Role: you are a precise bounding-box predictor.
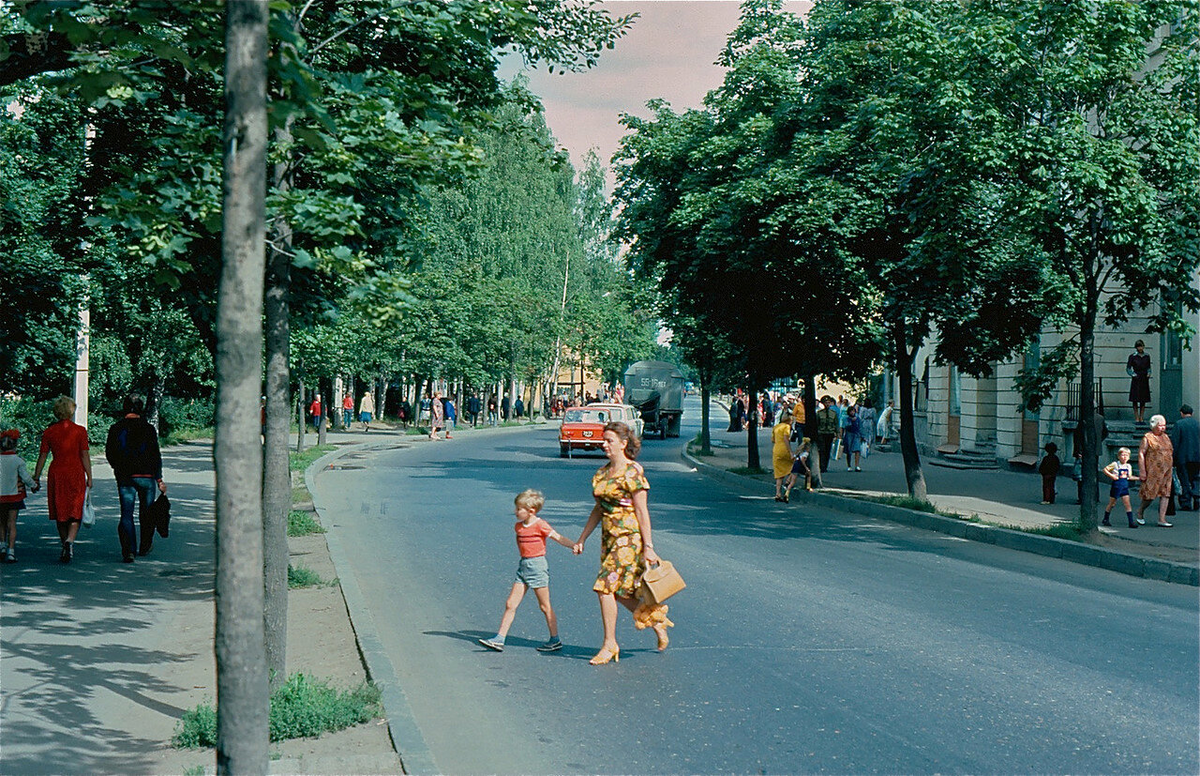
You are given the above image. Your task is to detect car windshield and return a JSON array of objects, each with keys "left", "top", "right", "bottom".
[{"left": 564, "top": 409, "right": 607, "bottom": 424}]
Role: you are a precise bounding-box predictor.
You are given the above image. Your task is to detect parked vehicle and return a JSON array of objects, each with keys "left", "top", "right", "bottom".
[
  {"left": 558, "top": 403, "right": 643, "bottom": 458},
  {"left": 624, "top": 360, "right": 685, "bottom": 439}
]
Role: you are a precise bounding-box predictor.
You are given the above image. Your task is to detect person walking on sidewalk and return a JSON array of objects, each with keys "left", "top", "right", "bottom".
[
  {"left": 105, "top": 395, "right": 168, "bottom": 562},
  {"left": 1137, "top": 414, "right": 1174, "bottom": 527},
  {"left": 842, "top": 404, "right": 863, "bottom": 472},
  {"left": 877, "top": 400, "right": 895, "bottom": 445},
  {"left": 477, "top": 489, "right": 576, "bottom": 654},
  {"left": 1169, "top": 404, "right": 1199, "bottom": 511},
  {"left": 359, "top": 391, "right": 374, "bottom": 431},
  {"left": 1038, "top": 442, "right": 1061, "bottom": 504},
  {"left": 772, "top": 410, "right": 794, "bottom": 502},
  {"left": 1, "top": 429, "right": 38, "bottom": 563},
  {"left": 1102, "top": 447, "right": 1137, "bottom": 528},
  {"left": 32, "top": 396, "right": 92, "bottom": 564},
  {"left": 444, "top": 396, "right": 457, "bottom": 439},
  {"left": 429, "top": 391, "right": 445, "bottom": 440},
  {"left": 816, "top": 396, "right": 838, "bottom": 473},
  {"left": 309, "top": 393, "right": 323, "bottom": 431}
]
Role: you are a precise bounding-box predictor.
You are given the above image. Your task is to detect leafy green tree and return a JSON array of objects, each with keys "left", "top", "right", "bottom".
[{"left": 973, "top": 0, "right": 1200, "bottom": 530}]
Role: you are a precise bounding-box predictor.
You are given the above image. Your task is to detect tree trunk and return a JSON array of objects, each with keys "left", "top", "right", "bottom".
[
  {"left": 215, "top": 3, "right": 269, "bottom": 772},
  {"left": 1077, "top": 294, "right": 1100, "bottom": 532},
  {"left": 746, "top": 378, "right": 761, "bottom": 470},
  {"left": 699, "top": 379, "right": 712, "bottom": 455},
  {"left": 262, "top": 109, "right": 294, "bottom": 693},
  {"left": 894, "top": 323, "right": 928, "bottom": 501},
  {"left": 317, "top": 377, "right": 328, "bottom": 445},
  {"left": 296, "top": 381, "right": 306, "bottom": 452},
  {"left": 803, "top": 372, "right": 822, "bottom": 490},
  {"left": 148, "top": 374, "right": 166, "bottom": 434}
]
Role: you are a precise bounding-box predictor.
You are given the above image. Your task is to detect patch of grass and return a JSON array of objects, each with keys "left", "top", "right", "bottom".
[
  {"left": 173, "top": 703, "right": 217, "bottom": 749},
  {"left": 728, "top": 466, "right": 768, "bottom": 476},
  {"left": 1023, "top": 522, "right": 1087, "bottom": 541},
  {"left": 287, "top": 564, "right": 328, "bottom": 589},
  {"left": 288, "top": 510, "right": 325, "bottom": 537},
  {"left": 173, "top": 674, "right": 382, "bottom": 748},
  {"left": 854, "top": 493, "right": 962, "bottom": 519},
  {"left": 182, "top": 765, "right": 206, "bottom": 776},
  {"left": 290, "top": 444, "right": 337, "bottom": 472},
  {"left": 162, "top": 426, "right": 214, "bottom": 445}
]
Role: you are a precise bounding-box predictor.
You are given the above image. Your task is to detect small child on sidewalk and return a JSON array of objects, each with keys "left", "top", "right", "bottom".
[
  {"left": 1102, "top": 447, "right": 1137, "bottom": 528},
  {"left": 784, "top": 437, "right": 813, "bottom": 500},
  {"left": 1038, "top": 442, "right": 1061, "bottom": 504},
  {"left": 0, "top": 429, "right": 39, "bottom": 563},
  {"left": 479, "top": 489, "right": 577, "bottom": 653}
]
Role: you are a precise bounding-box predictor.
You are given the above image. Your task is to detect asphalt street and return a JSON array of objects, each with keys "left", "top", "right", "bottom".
[{"left": 312, "top": 397, "right": 1199, "bottom": 774}]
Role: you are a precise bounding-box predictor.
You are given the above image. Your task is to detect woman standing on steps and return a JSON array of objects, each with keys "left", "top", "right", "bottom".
[
  {"left": 1127, "top": 339, "right": 1152, "bottom": 424},
  {"left": 574, "top": 422, "right": 672, "bottom": 665}
]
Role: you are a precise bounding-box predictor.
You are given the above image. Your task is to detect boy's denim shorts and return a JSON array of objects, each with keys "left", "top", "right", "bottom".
[{"left": 515, "top": 555, "right": 550, "bottom": 589}]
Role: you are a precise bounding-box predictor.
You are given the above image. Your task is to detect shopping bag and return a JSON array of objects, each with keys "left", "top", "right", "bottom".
[
  {"left": 81, "top": 488, "right": 96, "bottom": 528},
  {"left": 831, "top": 438, "right": 843, "bottom": 461},
  {"left": 861, "top": 443, "right": 870, "bottom": 460},
  {"left": 147, "top": 493, "right": 171, "bottom": 538}
]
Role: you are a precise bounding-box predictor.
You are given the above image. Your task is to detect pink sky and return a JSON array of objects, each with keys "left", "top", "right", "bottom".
[{"left": 514, "top": 1, "right": 810, "bottom": 173}]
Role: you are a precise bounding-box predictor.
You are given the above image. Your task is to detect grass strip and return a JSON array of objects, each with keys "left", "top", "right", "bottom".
[
  {"left": 290, "top": 444, "right": 337, "bottom": 472},
  {"left": 287, "top": 564, "right": 328, "bottom": 589},
  {"left": 288, "top": 510, "right": 325, "bottom": 537},
  {"left": 173, "top": 673, "right": 383, "bottom": 748}
]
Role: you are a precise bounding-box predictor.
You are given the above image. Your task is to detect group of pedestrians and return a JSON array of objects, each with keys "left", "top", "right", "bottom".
[
  {"left": 477, "top": 421, "right": 673, "bottom": 665},
  {"left": 1, "top": 394, "right": 167, "bottom": 565},
  {"left": 814, "top": 395, "right": 887, "bottom": 474}
]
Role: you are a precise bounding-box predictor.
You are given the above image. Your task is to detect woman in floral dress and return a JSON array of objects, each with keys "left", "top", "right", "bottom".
[
  {"left": 1137, "top": 414, "right": 1175, "bottom": 528},
  {"left": 575, "top": 421, "right": 672, "bottom": 665}
]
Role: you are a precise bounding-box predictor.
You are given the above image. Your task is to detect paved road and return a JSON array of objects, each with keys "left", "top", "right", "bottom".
[{"left": 313, "top": 397, "right": 1199, "bottom": 774}]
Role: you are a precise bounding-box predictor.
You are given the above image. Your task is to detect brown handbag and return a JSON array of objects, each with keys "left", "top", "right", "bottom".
[{"left": 639, "top": 560, "right": 686, "bottom": 604}]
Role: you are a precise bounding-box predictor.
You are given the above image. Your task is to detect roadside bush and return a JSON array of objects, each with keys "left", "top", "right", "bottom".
[
  {"left": 0, "top": 396, "right": 55, "bottom": 461},
  {"left": 173, "top": 674, "right": 382, "bottom": 748},
  {"left": 158, "top": 397, "right": 214, "bottom": 440},
  {"left": 287, "top": 564, "right": 327, "bottom": 589},
  {"left": 288, "top": 510, "right": 325, "bottom": 537}
]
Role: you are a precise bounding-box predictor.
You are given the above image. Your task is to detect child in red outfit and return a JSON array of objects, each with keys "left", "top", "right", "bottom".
[{"left": 479, "top": 489, "right": 577, "bottom": 653}]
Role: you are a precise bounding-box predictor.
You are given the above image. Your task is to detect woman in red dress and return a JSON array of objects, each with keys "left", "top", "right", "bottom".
[{"left": 33, "top": 396, "right": 93, "bottom": 563}]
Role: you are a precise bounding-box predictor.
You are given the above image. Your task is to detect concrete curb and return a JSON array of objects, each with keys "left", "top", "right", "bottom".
[
  {"left": 682, "top": 447, "right": 1199, "bottom": 587},
  {"left": 306, "top": 444, "right": 438, "bottom": 776}
]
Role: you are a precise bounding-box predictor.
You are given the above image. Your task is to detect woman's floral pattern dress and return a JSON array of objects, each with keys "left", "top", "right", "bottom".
[
  {"left": 1140, "top": 431, "right": 1174, "bottom": 499},
  {"left": 592, "top": 461, "right": 650, "bottom": 597}
]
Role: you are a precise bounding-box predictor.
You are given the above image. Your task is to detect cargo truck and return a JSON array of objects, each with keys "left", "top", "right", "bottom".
[{"left": 623, "top": 360, "right": 684, "bottom": 439}]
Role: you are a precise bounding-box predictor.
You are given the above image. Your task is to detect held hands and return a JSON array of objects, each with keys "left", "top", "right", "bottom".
[{"left": 572, "top": 541, "right": 584, "bottom": 555}]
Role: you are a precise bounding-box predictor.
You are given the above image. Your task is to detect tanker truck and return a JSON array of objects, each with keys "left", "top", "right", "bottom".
[{"left": 623, "top": 360, "right": 684, "bottom": 439}]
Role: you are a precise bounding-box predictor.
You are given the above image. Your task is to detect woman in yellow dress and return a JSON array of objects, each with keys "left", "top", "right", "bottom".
[
  {"left": 575, "top": 421, "right": 672, "bottom": 665},
  {"left": 772, "top": 409, "right": 794, "bottom": 502}
]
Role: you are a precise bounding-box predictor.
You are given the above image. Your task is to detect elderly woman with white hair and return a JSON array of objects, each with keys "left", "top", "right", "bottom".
[{"left": 1137, "top": 414, "right": 1174, "bottom": 528}]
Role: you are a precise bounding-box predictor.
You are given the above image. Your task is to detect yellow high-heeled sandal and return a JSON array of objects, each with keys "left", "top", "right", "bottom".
[{"left": 589, "top": 646, "right": 620, "bottom": 665}]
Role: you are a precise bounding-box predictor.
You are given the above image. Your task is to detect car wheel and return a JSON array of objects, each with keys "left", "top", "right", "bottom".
[{"left": 560, "top": 443, "right": 569, "bottom": 458}]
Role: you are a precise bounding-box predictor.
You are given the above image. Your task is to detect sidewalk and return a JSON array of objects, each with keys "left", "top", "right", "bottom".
[
  {"left": 0, "top": 438, "right": 401, "bottom": 775},
  {"left": 689, "top": 422, "right": 1198, "bottom": 579}
]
